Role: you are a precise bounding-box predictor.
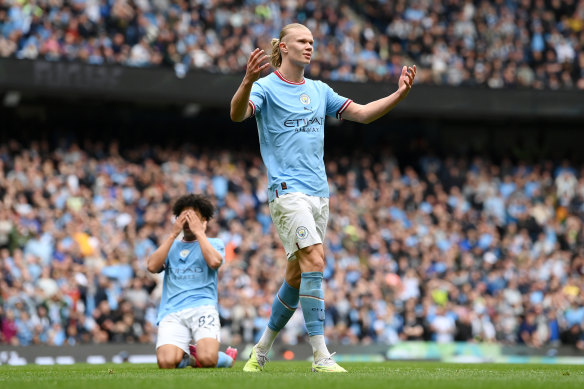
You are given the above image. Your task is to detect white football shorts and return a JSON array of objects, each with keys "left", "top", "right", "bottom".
[
  {"left": 156, "top": 305, "right": 221, "bottom": 353},
  {"left": 269, "top": 192, "right": 329, "bottom": 260}
]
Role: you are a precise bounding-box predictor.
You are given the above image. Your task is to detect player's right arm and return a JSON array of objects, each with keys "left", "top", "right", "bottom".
[
  {"left": 230, "top": 48, "right": 270, "bottom": 122},
  {"left": 341, "top": 65, "right": 416, "bottom": 124},
  {"left": 146, "top": 213, "right": 186, "bottom": 273}
]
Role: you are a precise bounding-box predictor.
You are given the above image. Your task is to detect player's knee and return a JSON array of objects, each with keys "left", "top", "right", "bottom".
[
  {"left": 157, "top": 356, "right": 178, "bottom": 369},
  {"left": 299, "top": 246, "right": 325, "bottom": 271},
  {"left": 310, "top": 261, "right": 325, "bottom": 272},
  {"left": 305, "top": 260, "right": 324, "bottom": 272},
  {"left": 198, "top": 354, "right": 218, "bottom": 368},
  {"left": 286, "top": 274, "right": 301, "bottom": 289},
  {"left": 285, "top": 267, "right": 302, "bottom": 288}
]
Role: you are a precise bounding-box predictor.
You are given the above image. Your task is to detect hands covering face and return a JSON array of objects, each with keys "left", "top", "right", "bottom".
[
  {"left": 182, "top": 209, "right": 206, "bottom": 237},
  {"left": 172, "top": 213, "right": 186, "bottom": 236},
  {"left": 172, "top": 209, "right": 206, "bottom": 237}
]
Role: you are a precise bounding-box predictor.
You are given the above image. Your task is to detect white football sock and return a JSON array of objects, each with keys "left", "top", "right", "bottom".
[
  {"left": 256, "top": 327, "right": 279, "bottom": 353},
  {"left": 309, "top": 335, "right": 330, "bottom": 361}
]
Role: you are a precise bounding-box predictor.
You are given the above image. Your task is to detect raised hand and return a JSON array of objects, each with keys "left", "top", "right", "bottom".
[
  {"left": 172, "top": 213, "right": 186, "bottom": 237},
  {"left": 398, "top": 65, "right": 416, "bottom": 98},
  {"left": 184, "top": 210, "right": 206, "bottom": 237},
  {"left": 245, "top": 48, "right": 270, "bottom": 83}
]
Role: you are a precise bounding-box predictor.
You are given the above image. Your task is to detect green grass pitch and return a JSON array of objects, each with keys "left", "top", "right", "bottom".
[{"left": 1, "top": 361, "right": 583, "bottom": 389}]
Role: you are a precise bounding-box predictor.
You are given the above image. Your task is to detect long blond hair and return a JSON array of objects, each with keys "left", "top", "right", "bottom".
[{"left": 270, "top": 23, "right": 309, "bottom": 68}]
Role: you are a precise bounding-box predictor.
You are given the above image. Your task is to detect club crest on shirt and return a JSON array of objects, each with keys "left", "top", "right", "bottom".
[
  {"left": 179, "top": 249, "right": 190, "bottom": 259},
  {"left": 296, "top": 226, "right": 309, "bottom": 239},
  {"left": 299, "top": 94, "right": 311, "bottom": 105}
]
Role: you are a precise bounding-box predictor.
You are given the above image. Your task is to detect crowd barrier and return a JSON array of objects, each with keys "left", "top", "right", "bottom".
[{"left": 1, "top": 342, "right": 582, "bottom": 365}]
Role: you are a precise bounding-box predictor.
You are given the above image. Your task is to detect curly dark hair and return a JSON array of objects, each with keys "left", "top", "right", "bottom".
[{"left": 172, "top": 194, "right": 215, "bottom": 220}]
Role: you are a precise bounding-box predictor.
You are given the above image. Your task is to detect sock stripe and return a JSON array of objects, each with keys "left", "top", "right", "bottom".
[
  {"left": 299, "top": 294, "right": 324, "bottom": 301},
  {"left": 277, "top": 294, "right": 296, "bottom": 311}
]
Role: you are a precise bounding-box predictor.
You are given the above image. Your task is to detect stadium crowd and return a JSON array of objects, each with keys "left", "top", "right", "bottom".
[
  {"left": 0, "top": 0, "right": 583, "bottom": 89},
  {"left": 0, "top": 138, "right": 583, "bottom": 350}
]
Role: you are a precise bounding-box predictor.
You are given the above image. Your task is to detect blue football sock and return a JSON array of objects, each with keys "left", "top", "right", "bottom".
[
  {"left": 177, "top": 353, "right": 190, "bottom": 368},
  {"left": 268, "top": 281, "right": 299, "bottom": 332},
  {"left": 299, "top": 272, "right": 325, "bottom": 336},
  {"left": 216, "top": 351, "right": 233, "bottom": 368}
]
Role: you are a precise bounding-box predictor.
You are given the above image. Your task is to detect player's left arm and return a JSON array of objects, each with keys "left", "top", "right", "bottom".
[
  {"left": 185, "top": 211, "right": 223, "bottom": 269},
  {"left": 342, "top": 65, "right": 416, "bottom": 124}
]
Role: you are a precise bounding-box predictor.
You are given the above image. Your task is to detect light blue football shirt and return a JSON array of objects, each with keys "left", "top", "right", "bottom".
[
  {"left": 249, "top": 71, "right": 352, "bottom": 202},
  {"left": 156, "top": 238, "right": 224, "bottom": 324}
]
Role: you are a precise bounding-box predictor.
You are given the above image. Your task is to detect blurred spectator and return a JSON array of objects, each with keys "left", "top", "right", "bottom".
[
  {"left": 517, "top": 310, "right": 540, "bottom": 347},
  {"left": 400, "top": 309, "right": 426, "bottom": 341},
  {"left": 0, "top": 0, "right": 583, "bottom": 89},
  {"left": 430, "top": 306, "right": 456, "bottom": 343},
  {"left": 454, "top": 309, "right": 474, "bottom": 342},
  {"left": 0, "top": 137, "right": 584, "bottom": 350},
  {"left": 1, "top": 309, "right": 18, "bottom": 345}
]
